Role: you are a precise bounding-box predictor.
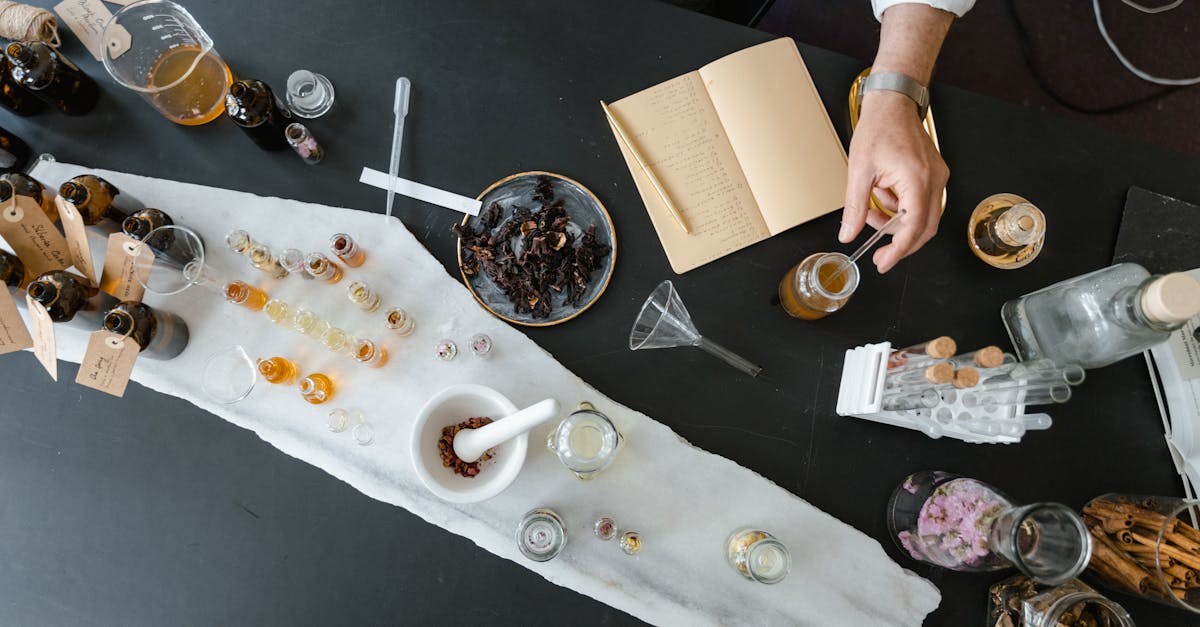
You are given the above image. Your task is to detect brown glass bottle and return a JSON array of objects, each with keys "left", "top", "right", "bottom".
[
  {"left": 225, "top": 79, "right": 293, "bottom": 151},
  {"left": 59, "top": 174, "right": 145, "bottom": 225},
  {"left": 5, "top": 41, "right": 99, "bottom": 116},
  {"left": 121, "top": 208, "right": 174, "bottom": 241},
  {"left": 0, "top": 249, "right": 25, "bottom": 290},
  {"left": 0, "top": 171, "right": 58, "bottom": 222},
  {"left": 26, "top": 270, "right": 117, "bottom": 327},
  {"left": 0, "top": 55, "right": 46, "bottom": 116},
  {"left": 0, "top": 126, "right": 32, "bottom": 174},
  {"left": 102, "top": 301, "right": 189, "bottom": 361}
]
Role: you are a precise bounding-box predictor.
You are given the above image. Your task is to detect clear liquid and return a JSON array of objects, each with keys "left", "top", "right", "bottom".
[{"left": 146, "top": 45, "right": 232, "bottom": 126}]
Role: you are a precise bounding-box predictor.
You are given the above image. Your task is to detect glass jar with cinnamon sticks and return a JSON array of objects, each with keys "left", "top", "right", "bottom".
[{"left": 1082, "top": 493, "right": 1200, "bottom": 614}]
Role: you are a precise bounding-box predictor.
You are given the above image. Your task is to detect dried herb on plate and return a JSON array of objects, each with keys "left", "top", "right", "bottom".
[{"left": 455, "top": 176, "right": 612, "bottom": 320}]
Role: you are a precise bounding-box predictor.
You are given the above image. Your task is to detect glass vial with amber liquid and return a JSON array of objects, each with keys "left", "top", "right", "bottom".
[
  {"left": 0, "top": 55, "right": 46, "bottom": 116},
  {"left": 121, "top": 208, "right": 174, "bottom": 241},
  {"left": 330, "top": 233, "right": 365, "bottom": 267},
  {"left": 0, "top": 126, "right": 32, "bottom": 174},
  {"left": 256, "top": 356, "right": 299, "bottom": 385},
  {"left": 225, "top": 79, "right": 293, "bottom": 151},
  {"left": 27, "top": 270, "right": 117, "bottom": 327},
  {"left": 1, "top": 249, "right": 25, "bottom": 291},
  {"left": 5, "top": 41, "right": 99, "bottom": 116},
  {"left": 778, "top": 252, "right": 860, "bottom": 320},
  {"left": 224, "top": 281, "right": 268, "bottom": 311},
  {"left": 60, "top": 174, "right": 145, "bottom": 226},
  {"left": 1, "top": 171, "right": 58, "bottom": 223},
  {"left": 102, "top": 301, "right": 189, "bottom": 361},
  {"left": 968, "top": 193, "right": 1046, "bottom": 269},
  {"left": 299, "top": 373, "right": 335, "bottom": 404}
]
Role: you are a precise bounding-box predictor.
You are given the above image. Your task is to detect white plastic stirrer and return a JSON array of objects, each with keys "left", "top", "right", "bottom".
[{"left": 386, "top": 77, "right": 412, "bottom": 220}]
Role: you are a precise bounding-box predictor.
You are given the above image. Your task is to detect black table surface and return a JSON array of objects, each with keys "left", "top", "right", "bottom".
[{"left": 2, "top": 1, "right": 1197, "bottom": 625}]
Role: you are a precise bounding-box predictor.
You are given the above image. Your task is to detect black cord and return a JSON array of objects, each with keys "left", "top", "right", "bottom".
[
  {"left": 747, "top": 0, "right": 777, "bottom": 28},
  {"left": 1005, "top": 0, "right": 1183, "bottom": 114}
]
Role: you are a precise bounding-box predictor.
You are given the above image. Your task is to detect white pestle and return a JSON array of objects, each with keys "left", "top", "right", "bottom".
[{"left": 453, "top": 399, "right": 561, "bottom": 463}]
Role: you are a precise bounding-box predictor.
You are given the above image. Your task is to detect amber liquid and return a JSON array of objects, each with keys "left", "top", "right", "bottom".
[
  {"left": 225, "top": 282, "right": 267, "bottom": 311},
  {"left": 145, "top": 45, "right": 232, "bottom": 126},
  {"left": 779, "top": 262, "right": 849, "bottom": 320},
  {"left": 257, "top": 357, "right": 298, "bottom": 385},
  {"left": 332, "top": 236, "right": 366, "bottom": 267},
  {"left": 300, "top": 373, "right": 335, "bottom": 404}
]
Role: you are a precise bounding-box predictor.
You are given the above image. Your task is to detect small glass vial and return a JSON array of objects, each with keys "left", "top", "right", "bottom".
[
  {"left": 223, "top": 281, "right": 267, "bottom": 311},
  {"left": 304, "top": 252, "right": 343, "bottom": 283},
  {"left": 352, "top": 421, "right": 375, "bottom": 446},
  {"left": 619, "top": 531, "right": 642, "bottom": 556},
  {"left": 279, "top": 248, "right": 312, "bottom": 279},
  {"left": 285, "top": 69, "right": 335, "bottom": 118},
  {"left": 285, "top": 123, "right": 323, "bottom": 165},
  {"left": 321, "top": 327, "right": 355, "bottom": 356},
  {"left": 470, "top": 334, "right": 493, "bottom": 358},
  {"left": 517, "top": 508, "right": 566, "bottom": 562},
  {"left": 329, "top": 233, "right": 365, "bottom": 267},
  {"left": 778, "top": 252, "right": 860, "bottom": 320},
  {"left": 593, "top": 516, "right": 618, "bottom": 541},
  {"left": 291, "top": 307, "right": 327, "bottom": 337},
  {"left": 968, "top": 194, "right": 1046, "bottom": 269},
  {"left": 226, "top": 229, "right": 253, "bottom": 255},
  {"left": 327, "top": 408, "right": 353, "bottom": 432},
  {"left": 726, "top": 529, "right": 791, "bottom": 584},
  {"left": 256, "top": 356, "right": 298, "bottom": 385},
  {"left": 435, "top": 339, "right": 458, "bottom": 361},
  {"left": 299, "top": 373, "right": 334, "bottom": 404},
  {"left": 352, "top": 338, "right": 388, "bottom": 368},
  {"left": 247, "top": 243, "right": 288, "bottom": 279},
  {"left": 263, "top": 299, "right": 291, "bottom": 326},
  {"left": 346, "top": 280, "right": 381, "bottom": 312},
  {"left": 384, "top": 307, "right": 415, "bottom": 336}
]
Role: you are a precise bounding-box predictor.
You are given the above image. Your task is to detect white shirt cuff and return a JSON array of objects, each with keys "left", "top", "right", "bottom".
[{"left": 872, "top": 0, "right": 975, "bottom": 21}]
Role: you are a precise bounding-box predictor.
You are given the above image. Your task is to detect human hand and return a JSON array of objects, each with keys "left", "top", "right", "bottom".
[{"left": 841, "top": 90, "right": 948, "bottom": 274}]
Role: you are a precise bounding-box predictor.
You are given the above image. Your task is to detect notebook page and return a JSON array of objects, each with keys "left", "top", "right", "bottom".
[{"left": 699, "top": 38, "right": 847, "bottom": 235}]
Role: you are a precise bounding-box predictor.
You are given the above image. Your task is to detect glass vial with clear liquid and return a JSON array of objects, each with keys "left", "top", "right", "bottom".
[
  {"left": 102, "top": 301, "right": 189, "bottom": 361},
  {"left": 225, "top": 79, "right": 293, "bottom": 151},
  {"left": 5, "top": 41, "right": 99, "bottom": 116},
  {"left": 1002, "top": 263, "right": 1200, "bottom": 369},
  {"left": 968, "top": 193, "right": 1046, "bottom": 269},
  {"left": 778, "top": 252, "right": 860, "bottom": 320}
]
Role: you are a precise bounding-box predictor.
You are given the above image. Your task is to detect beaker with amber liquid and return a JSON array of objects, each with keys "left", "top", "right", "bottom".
[
  {"left": 778, "top": 252, "right": 860, "bottom": 320},
  {"left": 968, "top": 193, "right": 1046, "bottom": 269},
  {"left": 101, "top": 1, "right": 232, "bottom": 125}
]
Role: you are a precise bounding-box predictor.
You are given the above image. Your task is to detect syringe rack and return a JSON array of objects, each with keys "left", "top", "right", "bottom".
[{"left": 835, "top": 342, "right": 1025, "bottom": 444}]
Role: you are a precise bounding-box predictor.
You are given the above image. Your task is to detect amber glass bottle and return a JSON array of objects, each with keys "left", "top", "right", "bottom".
[
  {"left": 0, "top": 55, "right": 46, "bottom": 116},
  {"left": 0, "top": 171, "right": 58, "bottom": 222},
  {"left": 0, "top": 126, "right": 32, "bottom": 174},
  {"left": 5, "top": 41, "right": 99, "bottom": 116},
  {"left": 225, "top": 79, "right": 293, "bottom": 151},
  {"left": 26, "top": 270, "right": 117, "bottom": 326},
  {"left": 59, "top": 174, "right": 145, "bottom": 225},
  {"left": 0, "top": 249, "right": 25, "bottom": 290},
  {"left": 121, "top": 208, "right": 174, "bottom": 241},
  {"left": 102, "top": 301, "right": 189, "bottom": 360}
]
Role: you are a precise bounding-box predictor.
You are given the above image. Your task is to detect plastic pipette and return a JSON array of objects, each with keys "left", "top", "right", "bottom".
[{"left": 385, "top": 77, "right": 411, "bottom": 220}]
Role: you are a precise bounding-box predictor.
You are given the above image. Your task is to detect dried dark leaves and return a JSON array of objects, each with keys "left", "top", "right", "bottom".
[
  {"left": 455, "top": 176, "right": 612, "bottom": 319},
  {"left": 438, "top": 416, "right": 494, "bottom": 478}
]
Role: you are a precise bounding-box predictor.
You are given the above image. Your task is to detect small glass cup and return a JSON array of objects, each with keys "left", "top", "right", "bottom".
[
  {"left": 517, "top": 508, "right": 566, "bottom": 562},
  {"left": 778, "top": 252, "right": 859, "bottom": 320},
  {"left": 619, "top": 531, "right": 642, "bottom": 556},
  {"left": 546, "top": 402, "right": 621, "bottom": 480},
  {"left": 201, "top": 345, "right": 257, "bottom": 404},
  {"left": 726, "top": 528, "right": 790, "bottom": 584},
  {"left": 285, "top": 69, "right": 335, "bottom": 118}
]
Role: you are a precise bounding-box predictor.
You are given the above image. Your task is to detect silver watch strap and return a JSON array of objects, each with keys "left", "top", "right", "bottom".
[{"left": 861, "top": 71, "right": 929, "bottom": 120}]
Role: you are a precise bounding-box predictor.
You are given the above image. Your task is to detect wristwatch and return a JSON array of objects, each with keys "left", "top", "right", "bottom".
[{"left": 860, "top": 71, "right": 929, "bottom": 120}]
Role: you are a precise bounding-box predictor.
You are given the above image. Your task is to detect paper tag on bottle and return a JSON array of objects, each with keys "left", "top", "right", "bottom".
[
  {"left": 99, "top": 233, "right": 150, "bottom": 302},
  {"left": 56, "top": 196, "right": 97, "bottom": 284},
  {"left": 54, "top": 0, "right": 131, "bottom": 61},
  {"left": 0, "top": 195, "right": 72, "bottom": 277},
  {"left": 26, "top": 294, "right": 57, "bottom": 381},
  {"left": 76, "top": 330, "right": 138, "bottom": 397},
  {"left": 0, "top": 287, "right": 33, "bottom": 355}
]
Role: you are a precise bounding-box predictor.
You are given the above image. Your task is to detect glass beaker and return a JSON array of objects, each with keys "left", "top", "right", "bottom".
[
  {"left": 778, "top": 252, "right": 859, "bottom": 320},
  {"left": 102, "top": 0, "right": 233, "bottom": 125},
  {"left": 726, "top": 529, "right": 791, "bottom": 584},
  {"left": 987, "top": 576, "right": 1134, "bottom": 627},
  {"left": 546, "top": 402, "right": 622, "bottom": 480}
]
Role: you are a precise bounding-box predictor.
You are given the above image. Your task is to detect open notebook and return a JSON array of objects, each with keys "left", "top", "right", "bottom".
[{"left": 607, "top": 38, "right": 848, "bottom": 273}]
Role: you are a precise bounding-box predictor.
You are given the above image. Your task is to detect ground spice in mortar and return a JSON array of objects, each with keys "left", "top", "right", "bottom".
[{"left": 438, "top": 417, "right": 495, "bottom": 478}]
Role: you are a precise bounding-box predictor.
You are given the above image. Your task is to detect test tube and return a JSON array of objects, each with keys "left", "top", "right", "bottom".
[
  {"left": 385, "top": 307, "right": 415, "bottom": 336},
  {"left": 885, "top": 361, "right": 954, "bottom": 390},
  {"left": 304, "top": 253, "right": 343, "bottom": 283},
  {"left": 1022, "top": 413, "right": 1053, "bottom": 431},
  {"left": 263, "top": 299, "right": 291, "bottom": 326},
  {"left": 952, "top": 367, "right": 980, "bottom": 389},
  {"left": 321, "top": 326, "right": 356, "bottom": 356},
  {"left": 939, "top": 389, "right": 958, "bottom": 405},
  {"left": 225, "top": 229, "right": 254, "bottom": 255},
  {"left": 347, "top": 280, "right": 381, "bottom": 312},
  {"left": 330, "top": 233, "right": 365, "bottom": 267},
  {"left": 247, "top": 243, "right": 288, "bottom": 279},
  {"left": 224, "top": 281, "right": 267, "bottom": 310},
  {"left": 961, "top": 381, "right": 1072, "bottom": 408},
  {"left": 279, "top": 248, "right": 313, "bottom": 279},
  {"left": 948, "top": 346, "right": 1011, "bottom": 369},
  {"left": 887, "top": 336, "right": 957, "bottom": 370},
  {"left": 352, "top": 338, "right": 388, "bottom": 368},
  {"left": 882, "top": 388, "right": 940, "bottom": 412}
]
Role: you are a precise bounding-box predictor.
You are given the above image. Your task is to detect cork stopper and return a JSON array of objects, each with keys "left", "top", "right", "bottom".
[
  {"left": 925, "top": 362, "right": 955, "bottom": 385},
  {"left": 972, "top": 346, "right": 1006, "bottom": 369},
  {"left": 926, "top": 336, "right": 957, "bottom": 359},
  {"left": 1141, "top": 273, "right": 1200, "bottom": 325},
  {"left": 952, "top": 366, "right": 980, "bottom": 389}
]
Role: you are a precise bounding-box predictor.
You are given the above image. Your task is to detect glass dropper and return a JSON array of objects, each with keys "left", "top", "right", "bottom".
[{"left": 830, "top": 208, "right": 908, "bottom": 280}]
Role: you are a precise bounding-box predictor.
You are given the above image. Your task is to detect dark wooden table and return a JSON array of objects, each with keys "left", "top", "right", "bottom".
[{"left": 1, "top": 1, "right": 1196, "bottom": 624}]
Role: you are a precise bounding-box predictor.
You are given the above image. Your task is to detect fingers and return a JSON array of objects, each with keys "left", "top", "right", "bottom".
[{"left": 841, "top": 154, "right": 875, "bottom": 243}]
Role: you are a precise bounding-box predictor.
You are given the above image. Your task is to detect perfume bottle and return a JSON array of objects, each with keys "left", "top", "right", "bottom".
[
  {"left": 778, "top": 252, "right": 860, "bottom": 320},
  {"left": 59, "top": 174, "right": 144, "bottom": 225},
  {"left": 304, "top": 253, "right": 342, "bottom": 283},
  {"left": 968, "top": 194, "right": 1046, "bottom": 269},
  {"left": 384, "top": 307, "right": 415, "bottom": 336},
  {"left": 726, "top": 529, "right": 791, "bottom": 584},
  {"left": 4, "top": 41, "right": 99, "bottom": 115},
  {"left": 351, "top": 338, "right": 387, "bottom": 368},
  {"left": 120, "top": 208, "right": 174, "bottom": 242},
  {"left": 26, "top": 270, "right": 117, "bottom": 326},
  {"left": 0, "top": 126, "right": 32, "bottom": 173},
  {"left": 225, "top": 229, "right": 254, "bottom": 255},
  {"left": 346, "top": 280, "right": 381, "bottom": 312},
  {"left": 1, "top": 249, "right": 25, "bottom": 291},
  {"left": 256, "top": 356, "right": 299, "bottom": 385},
  {"left": 1002, "top": 263, "right": 1200, "bottom": 369},
  {"left": 285, "top": 123, "right": 323, "bottom": 164},
  {"left": 262, "top": 299, "right": 291, "bottom": 326},
  {"left": 329, "top": 233, "right": 365, "bottom": 267},
  {"left": 102, "top": 301, "right": 189, "bottom": 361},
  {"left": 0, "top": 171, "right": 58, "bottom": 222},
  {"left": 246, "top": 243, "right": 288, "bottom": 279},
  {"left": 0, "top": 55, "right": 46, "bottom": 116},
  {"left": 299, "top": 373, "right": 335, "bottom": 404},
  {"left": 225, "top": 79, "right": 293, "bottom": 151},
  {"left": 223, "top": 281, "right": 268, "bottom": 311},
  {"left": 546, "top": 402, "right": 622, "bottom": 480}
]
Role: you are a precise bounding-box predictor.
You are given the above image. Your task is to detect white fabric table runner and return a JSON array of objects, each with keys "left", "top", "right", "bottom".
[{"left": 21, "top": 160, "right": 939, "bottom": 626}]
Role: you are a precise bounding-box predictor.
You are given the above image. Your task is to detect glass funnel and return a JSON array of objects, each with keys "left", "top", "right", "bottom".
[
  {"left": 629, "top": 280, "right": 762, "bottom": 377},
  {"left": 133, "top": 224, "right": 207, "bottom": 295}
]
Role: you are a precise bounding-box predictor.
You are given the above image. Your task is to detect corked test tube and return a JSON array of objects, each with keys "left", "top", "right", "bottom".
[
  {"left": 885, "top": 361, "right": 954, "bottom": 389},
  {"left": 952, "top": 366, "right": 980, "bottom": 389},
  {"left": 962, "top": 381, "right": 1072, "bottom": 408},
  {"left": 882, "top": 388, "right": 940, "bottom": 412},
  {"left": 887, "top": 336, "right": 957, "bottom": 370},
  {"left": 949, "top": 346, "right": 1010, "bottom": 369}
]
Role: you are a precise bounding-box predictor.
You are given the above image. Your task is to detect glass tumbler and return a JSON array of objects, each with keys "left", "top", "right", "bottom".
[
  {"left": 546, "top": 402, "right": 622, "bottom": 480},
  {"left": 778, "top": 252, "right": 859, "bottom": 320}
]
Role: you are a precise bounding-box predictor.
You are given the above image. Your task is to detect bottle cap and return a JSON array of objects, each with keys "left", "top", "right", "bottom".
[{"left": 1142, "top": 273, "right": 1200, "bottom": 324}]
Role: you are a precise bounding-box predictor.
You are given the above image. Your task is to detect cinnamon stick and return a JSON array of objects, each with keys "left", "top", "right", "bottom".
[{"left": 1089, "top": 526, "right": 1154, "bottom": 594}]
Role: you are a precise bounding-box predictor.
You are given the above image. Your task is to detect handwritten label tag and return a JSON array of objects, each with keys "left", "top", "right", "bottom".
[
  {"left": 54, "top": 0, "right": 131, "bottom": 61},
  {"left": 26, "top": 294, "right": 57, "bottom": 380},
  {"left": 76, "top": 330, "right": 138, "bottom": 397},
  {"left": 56, "top": 196, "right": 97, "bottom": 284},
  {"left": 0, "top": 195, "right": 71, "bottom": 277},
  {"left": 99, "top": 233, "right": 150, "bottom": 302},
  {"left": 0, "top": 287, "right": 33, "bottom": 355}
]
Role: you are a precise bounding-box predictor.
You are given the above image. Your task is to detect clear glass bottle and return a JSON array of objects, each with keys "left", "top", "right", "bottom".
[
  {"left": 778, "top": 252, "right": 860, "bottom": 320},
  {"left": 726, "top": 529, "right": 791, "bottom": 584},
  {"left": 121, "top": 208, "right": 173, "bottom": 241},
  {"left": 346, "top": 280, "right": 381, "bottom": 312},
  {"left": 262, "top": 299, "right": 291, "bottom": 326},
  {"left": 384, "top": 307, "right": 415, "bottom": 335},
  {"left": 284, "top": 123, "right": 323, "bottom": 164},
  {"left": 299, "top": 373, "right": 334, "bottom": 404},
  {"left": 285, "top": 69, "right": 335, "bottom": 118},
  {"left": 225, "top": 229, "right": 254, "bottom": 255},
  {"left": 1, "top": 249, "right": 25, "bottom": 291},
  {"left": 102, "top": 301, "right": 189, "bottom": 360},
  {"left": 546, "top": 401, "right": 622, "bottom": 480},
  {"left": 256, "top": 356, "right": 298, "bottom": 385},
  {"left": 968, "top": 194, "right": 1046, "bottom": 269},
  {"left": 27, "top": 270, "right": 117, "bottom": 326},
  {"left": 291, "top": 307, "right": 327, "bottom": 337},
  {"left": 987, "top": 576, "right": 1134, "bottom": 627},
  {"left": 247, "top": 243, "right": 288, "bottom": 279},
  {"left": 278, "top": 248, "right": 312, "bottom": 279},
  {"left": 888, "top": 470, "right": 1091, "bottom": 584},
  {"left": 329, "top": 233, "right": 364, "bottom": 267},
  {"left": 223, "top": 281, "right": 267, "bottom": 311},
  {"left": 304, "top": 252, "right": 342, "bottom": 283},
  {"left": 517, "top": 508, "right": 566, "bottom": 562},
  {"left": 351, "top": 338, "right": 387, "bottom": 368},
  {"left": 320, "top": 327, "right": 355, "bottom": 355},
  {"left": 5, "top": 41, "right": 99, "bottom": 116},
  {"left": 59, "top": 174, "right": 145, "bottom": 225},
  {"left": 1002, "top": 263, "right": 1200, "bottom": 369},
  {"left": 224, "top": 79, "right": 293, "bottom": 151},
  {"left": 1, "top": 171, "right": 58, "bottom": 222}
]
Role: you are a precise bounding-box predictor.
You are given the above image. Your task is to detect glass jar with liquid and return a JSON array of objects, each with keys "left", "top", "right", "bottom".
[
  {"left": 546, "top": 402, "right": 622, "bottom": 480},
  {"left": 778, "top": 252, "right": 860, "bottom": 320},
  {"left": 102, "top": 301, "right": 189, "bottom": 360},
  {"left": 968, "top": 193, "right": 1046, "bottom": 269},
  {"left": 726, "top": 529, "right": 791, "bottom": 584}
]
